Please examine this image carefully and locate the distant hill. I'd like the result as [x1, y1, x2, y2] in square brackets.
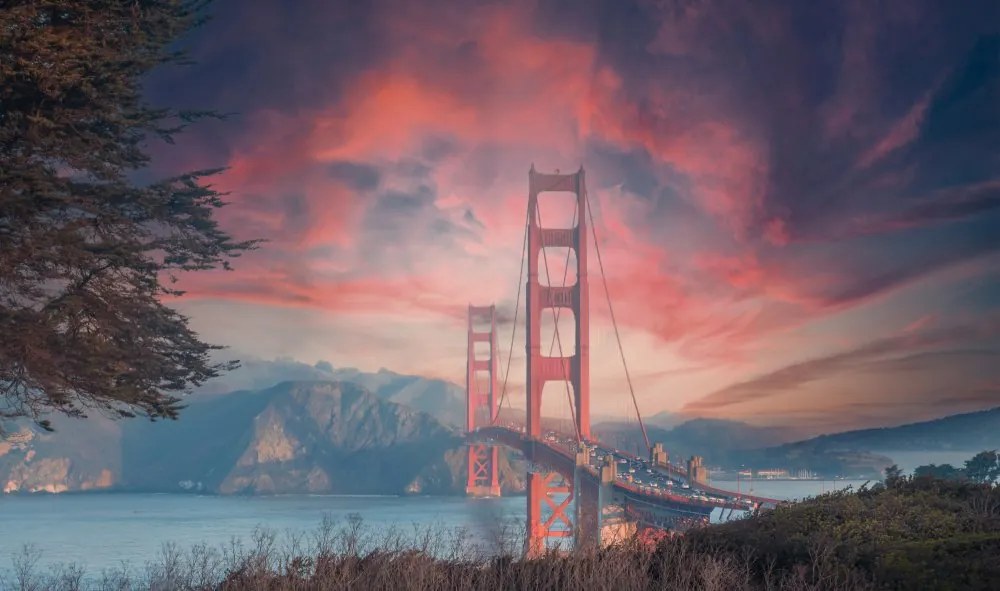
[593, 418, 801, 461]
[779, 406, 1000, 453]
[195, 358, 466, 427]
[1, 381, 525, 496]
[645, 410, 683, 429]
[722, 407, 1000, 478]
[593, 409, 1000, 478]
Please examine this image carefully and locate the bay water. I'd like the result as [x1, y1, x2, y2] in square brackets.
[0, 479, 869, 579]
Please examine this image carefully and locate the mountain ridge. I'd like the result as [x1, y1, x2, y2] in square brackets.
[193, 358, 466, 427]
[1, 380, 525, 496]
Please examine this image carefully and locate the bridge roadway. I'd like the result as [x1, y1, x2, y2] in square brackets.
[577, 434, 783, 509]
[471, 425, 781, 532]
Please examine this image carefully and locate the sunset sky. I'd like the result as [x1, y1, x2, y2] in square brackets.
[148, 0, 998, 434]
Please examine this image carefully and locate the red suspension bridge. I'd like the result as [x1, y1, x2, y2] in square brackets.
[464, 166, 780, 556]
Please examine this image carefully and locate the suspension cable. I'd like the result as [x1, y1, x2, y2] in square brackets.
[492, 208, 529, 426]
[583, 185, 650, 452]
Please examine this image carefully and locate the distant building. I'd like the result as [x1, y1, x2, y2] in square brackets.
[756, 469, 789, 479]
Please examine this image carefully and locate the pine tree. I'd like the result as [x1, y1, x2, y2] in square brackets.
[0, 1, 258, 431]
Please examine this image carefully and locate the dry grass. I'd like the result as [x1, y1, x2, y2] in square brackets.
[1, 513, 873, 591]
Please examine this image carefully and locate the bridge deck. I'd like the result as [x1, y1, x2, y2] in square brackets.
[603, 440, 782, 507]
[472, 426, 781, 512]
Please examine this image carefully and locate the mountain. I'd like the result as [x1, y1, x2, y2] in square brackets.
[1, 381, 524, 496]
[593, 418, 801, 461]
[779, 407, 1000, 453]
[121, 381, 463, 494]
[592, 417, 892, 478]
[194, 358, 466, 427]
[324, 367, 466, 427]
[0, 414, 120, 493]
[721, 407, 1000, 478]
[644, 411, 683, 429]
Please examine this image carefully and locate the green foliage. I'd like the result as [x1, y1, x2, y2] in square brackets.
[964, 450, 1000, 483]
[686, 467, 1000, 590]
[878, 533, 1000, 591]
[0, 1, 259, 429]
[913, 463, 967, 481]
[883, 464, 903, 487]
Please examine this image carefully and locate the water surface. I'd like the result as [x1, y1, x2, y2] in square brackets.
[0, 481, 867, 577]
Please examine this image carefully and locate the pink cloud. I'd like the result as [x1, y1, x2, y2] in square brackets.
[162, 0, 991, 392]
[857, 86, 935, 168]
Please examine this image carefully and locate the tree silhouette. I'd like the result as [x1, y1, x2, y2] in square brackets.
[883, 463, 904, 487]
[0, 1, 258, 431]
[965, 450, 1000, 483]
[913, 463, 966, 481]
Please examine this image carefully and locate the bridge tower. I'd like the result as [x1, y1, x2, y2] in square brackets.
[525, 166, 592, 555]
[466, 304, 501, 497]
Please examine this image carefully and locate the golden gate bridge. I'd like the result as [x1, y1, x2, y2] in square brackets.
[464, 166, 780, 556]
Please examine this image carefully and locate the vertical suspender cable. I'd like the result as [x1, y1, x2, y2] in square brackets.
[492, 209, 528, 425]
[583, 186, 651, 452]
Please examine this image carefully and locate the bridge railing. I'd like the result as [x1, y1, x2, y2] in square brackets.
[473, 426, 762, 511]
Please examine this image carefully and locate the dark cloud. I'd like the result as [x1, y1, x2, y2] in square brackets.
[463, 208, 486, 229]
[327, 161, 381, 192]
[146, 0, 383, 112]
[820, 216, 1000, 308]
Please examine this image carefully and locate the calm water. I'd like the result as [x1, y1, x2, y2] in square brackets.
[1, 480, 866, 577]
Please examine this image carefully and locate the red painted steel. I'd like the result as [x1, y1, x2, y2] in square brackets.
[525, 166, 590, 554]
[526, 166, 590, 440]
[475, 426, 771, 512]
[466, 304, 500, 497]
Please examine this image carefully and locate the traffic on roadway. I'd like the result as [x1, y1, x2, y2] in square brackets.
[538, 430, 758, 510]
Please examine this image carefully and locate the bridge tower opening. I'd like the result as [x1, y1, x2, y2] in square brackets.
[466, 304, 501, 497]
[525, 166, 591, 555]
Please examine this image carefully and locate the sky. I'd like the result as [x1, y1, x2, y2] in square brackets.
[146, 0, 1000, 435]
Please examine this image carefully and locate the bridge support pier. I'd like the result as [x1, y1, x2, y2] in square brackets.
[596, 453, 635, 547]
[525, 166, 591, 555]
[466, 305, 501, 497]
[526, 470, 573, 556]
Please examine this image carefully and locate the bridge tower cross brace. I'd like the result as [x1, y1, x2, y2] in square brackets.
[525, 166, 591, 555]
[466, 304, 501, 497]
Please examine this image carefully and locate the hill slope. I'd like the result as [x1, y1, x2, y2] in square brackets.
[784, 406, 1000, 453]
[726, 406, 1000, 477]
[121, 381, 461, 494]
[593, 409, 1000, 478]
[593, 418, 801, 461]
[1, 381, 525, 495]
[195, 359, 466, 426]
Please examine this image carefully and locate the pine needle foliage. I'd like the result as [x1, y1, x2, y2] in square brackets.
[0, 0, 259, 430]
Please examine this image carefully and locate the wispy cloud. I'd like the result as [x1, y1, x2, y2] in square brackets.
[684, 318, 1000, 414]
